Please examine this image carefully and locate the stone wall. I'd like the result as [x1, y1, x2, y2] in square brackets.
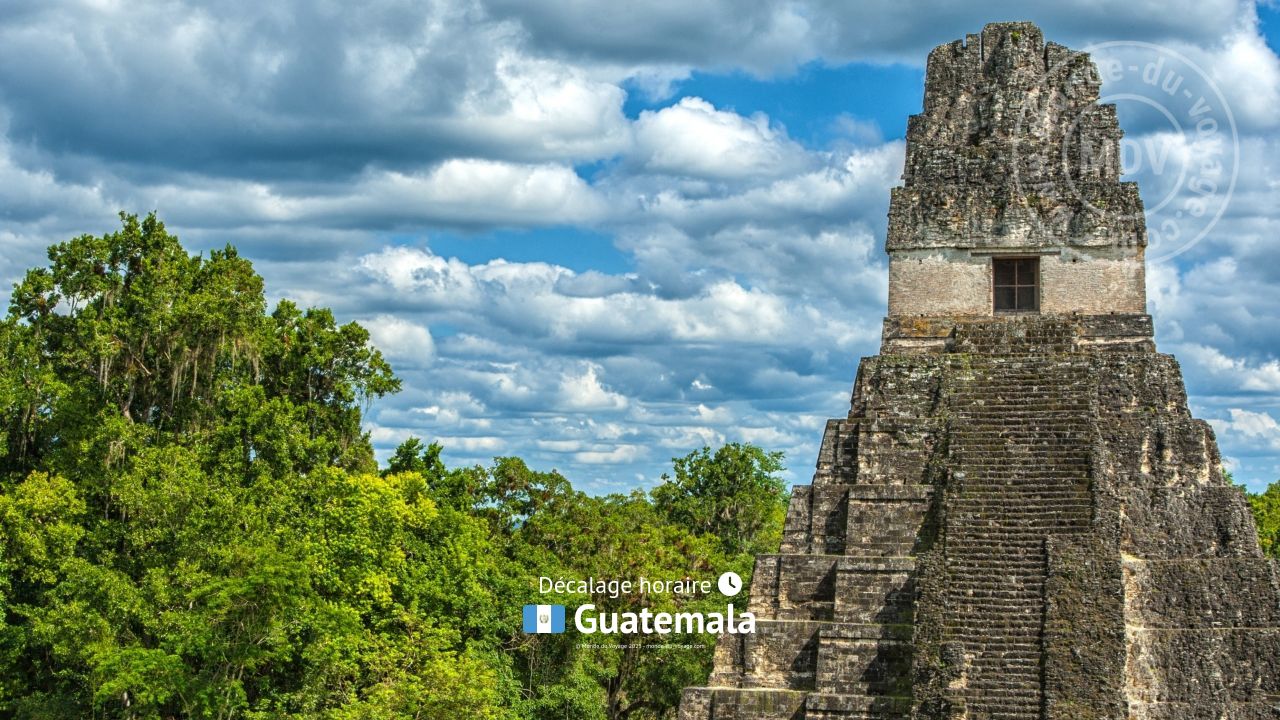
[887, 248, 1145, 317]
[884, 20, 1147, 320]
[1040, 249, 1145, 315]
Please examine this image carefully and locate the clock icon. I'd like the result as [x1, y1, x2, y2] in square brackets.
[717, 571, 743, 597]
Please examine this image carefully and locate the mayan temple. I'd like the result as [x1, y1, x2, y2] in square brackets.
[679, 22, 1280, 720]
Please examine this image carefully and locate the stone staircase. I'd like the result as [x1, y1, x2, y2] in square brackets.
[681, 318, 1102, 720]
[681, 315, 1280, 719]
[681, 478, 933, 719]
[938, 321, 1096, 719]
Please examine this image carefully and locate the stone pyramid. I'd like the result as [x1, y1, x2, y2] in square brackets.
[679, 22, 1280, 720]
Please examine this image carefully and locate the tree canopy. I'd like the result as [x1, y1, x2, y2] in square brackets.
[1244, 480, 1280, 560]
[0, 214, 791, 719]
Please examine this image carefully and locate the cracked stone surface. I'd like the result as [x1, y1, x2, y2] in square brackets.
[678, 22, 1280, 720]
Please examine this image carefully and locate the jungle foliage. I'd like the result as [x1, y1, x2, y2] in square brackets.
[0, 214, 789, 719]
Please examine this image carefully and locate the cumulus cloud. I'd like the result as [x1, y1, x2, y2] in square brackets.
[353, 244, 863, 350]
[631, 97, 810, 179]
[1178, 343, 1280, 392]
[1225, 408, 1280, 441]
[359, 246, 486, 305]
[144, 161, 607, 229]
[0, 0, 634, 177]
[574, 444, 644, 464]
[454, 52, 633, 159]
[386, 160, 606, 226]
[2, 0, 1279, 492]
[1203, 407, 1280, 474]
[559, 364, 629, 411]
[485, 0, 1250, 71]
[361, 315, 436, 366]
[1209, 23, 1280, 129]
[624, 142, 903, 237]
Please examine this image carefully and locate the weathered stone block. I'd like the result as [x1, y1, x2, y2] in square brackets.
[678, 688, 808, 720]
[833, 558, 917, 625]
[1123, 558, 1280, 629]
[1119, 486, 1263, 558]
[1043, 536, 1126, 720]
[749, 555, 840, 622]
[1125, 627, 1280, 703]
[814, 628, 912, 697]
[709, 620, 830, 691]
[853, 421, 942, 487]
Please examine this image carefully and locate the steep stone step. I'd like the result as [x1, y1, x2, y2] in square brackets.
[951, 440, 1090, 448]
[708, 619, 827, 691]
[950, 505, 1091, 516]
[946, 541, 1047, 552]
[814, 626, 913, 697]
[951, 398, 1092, 407]
[678, 688, 806, 720]
[949, 526, 1085, 538]
[748, 554, 840, 622]
[952, 473, 1090, 481]
[947, 616, 1042, 629]
[946, 582, 1044, 593]
[953, 456, 1090, 464]
[951, 498, 1091, 508]
[937, 353, 1097, 719]
[966, 673, 1042, 685]
[954, 410, 1090, 418]
[804, 692, 912, 719]
[948, 560, 1046, 571]
[946, 584, 1045, 596]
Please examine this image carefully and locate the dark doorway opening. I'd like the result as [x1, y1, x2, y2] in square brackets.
[993, 257, 1040, 313]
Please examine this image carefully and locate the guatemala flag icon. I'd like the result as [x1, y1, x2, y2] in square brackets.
[523, 604, 566, 633]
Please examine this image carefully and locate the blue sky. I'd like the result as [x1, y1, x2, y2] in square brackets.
[1, 1, 1279, 492]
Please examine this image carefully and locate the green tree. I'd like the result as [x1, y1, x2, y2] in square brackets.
[385, 437, 445, 479]
[0, 213, 797, 720]
[499, 445, 789, 720]
[1245, 480, 1280, 560]
[259, 301, 399, 473]
[516, 490, 728, 720]
[651, 443, 787, 556]
[0, 214, 501, 719]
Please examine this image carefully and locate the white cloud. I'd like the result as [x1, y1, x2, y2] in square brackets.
[631, 142, 903, 233]
[536, 439, 585, 452]
[489, 0, 1250, 71]
[454, 51, 633, 160]
[436, 435, 505, 453]
[407, 159, 606, 224]
[359, 246, 484, 304]
[1176, 343, 1280, 392]
[361, 315, 435, 365]
[1210, 409, 1280, 451]
[632, 97, 809, 179]
[3, 0, 1280, 494]
[222, 161, 607, 227]
[354, 243, 866, 349]
[574, 444, 644, 464]
[693, 404, 733, 423]
[559, 364, 628, 411]
[739, 425, 800, 447]
[1209, 24, 1280, 130]
[410, 391, 487, 427]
